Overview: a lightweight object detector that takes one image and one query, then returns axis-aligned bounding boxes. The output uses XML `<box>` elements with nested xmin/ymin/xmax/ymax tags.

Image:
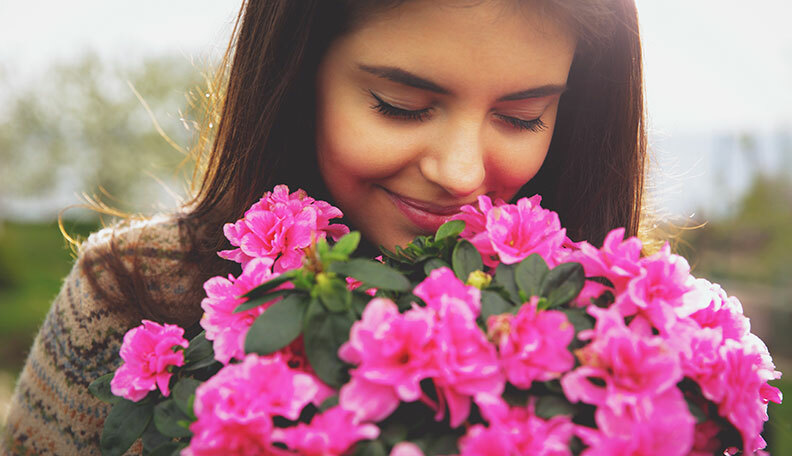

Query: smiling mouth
<box><xmin>381</xmin><ymin>187</ymin><xmax>475</xmax><ymax>232</ymax></box>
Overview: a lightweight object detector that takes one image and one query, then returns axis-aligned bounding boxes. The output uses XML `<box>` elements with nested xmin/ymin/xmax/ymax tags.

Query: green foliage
<box><xmin>244</xmin><ymin>294</ymin><xmax>309</xmax><ymax>355</ymax></box>
<box><xmin>101</xmin><ymin>399</ymin><xmax>154</xmax><ymax>456</ymax></box>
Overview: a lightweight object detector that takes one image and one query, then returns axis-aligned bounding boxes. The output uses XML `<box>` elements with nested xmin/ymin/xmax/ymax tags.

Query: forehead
<box><xmin>330</xmin><ymin>0</ymin><xmax>577</xmax><ymax>94</ymax></box>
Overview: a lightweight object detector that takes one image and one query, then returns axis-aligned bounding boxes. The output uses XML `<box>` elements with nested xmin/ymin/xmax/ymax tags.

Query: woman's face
<box><xmin>316</xmin><ymin>0</ymin><xmax>576</xmax><ymax>250</ymax></box>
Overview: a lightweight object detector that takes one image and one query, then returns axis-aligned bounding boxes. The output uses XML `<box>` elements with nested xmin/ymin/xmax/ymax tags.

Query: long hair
<box><xmin>83</xmin><ymin>0</ymin><xmax>648</xmax><ymax>324</ymax></box>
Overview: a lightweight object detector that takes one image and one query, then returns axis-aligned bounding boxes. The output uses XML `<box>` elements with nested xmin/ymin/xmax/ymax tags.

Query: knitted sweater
<box><xmin>2</xmin><ymin>214</ymin><xmax>204</xmax><ymax>455</ymax></box>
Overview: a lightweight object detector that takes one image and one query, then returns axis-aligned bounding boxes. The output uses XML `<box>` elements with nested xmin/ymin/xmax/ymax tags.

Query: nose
<box><xmin>419</xmin><ymin>117</ymin><xmax>486</xmax><ymax>197</ymax></box>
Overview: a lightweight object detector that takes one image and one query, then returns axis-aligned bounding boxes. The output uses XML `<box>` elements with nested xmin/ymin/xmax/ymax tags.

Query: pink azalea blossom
<box><xmin>219</xmin><ymin>185</ymin><xmax>349</xmax><ymax>272</ymax></box>
<box><xmin>712</xmin><ymin>339</ymin><xmax>782</xmax><ymax>453</ymax></box>
<box><xmin>686</xmin><ymin>278</ymin><xmax>750</xmax><ymax>342</ymax></box>
<box><xmin>688</xmin><ymin>421</ymin><xmax>722</xmax><ymax>456</ymax></box>
<box><xmin>485</xmin><ymin>195</ymin><xmax>567</xmax><ymax>266</ymax></box>
<box><xmin>431</xmin><ymin>298</ymin><xmax>504</xmax><ymax>427</ymax></box>
<box><xmin>565</xmin><ymin>228</ymin><xmax>643</xmax><ymax>306</ymax></box>
<box><xmin>453</xmin><ymin>195</ymin><xmax>500</xmax><ymax>267</ymax></box>
<box><xmin>110</xmin><ymin>320</ymin><xmax>188</xmax><ymax>402</ymax></box>
<box><xmin>561</xmin><ymin>306</ymin><xmax>682</xmax><ymax>417</ymax></box>
<box><xmin>459</xmin><ymin>394</ymin><xmax>575</xmax><ymax>456</ymax></box>
<box><xmin>413</xmin><ymin>267</ymin><xmax>481</xmax><ymax>319</ymax></box>
<box><xmin>185</xmin><ymin>354</ymin><xmax>320</xmax><ymax>456</ymax></box>
<box><xmin>339</xmin><ymin>299</ymin><xmax>438</xmax><ymax>422</ymax></box>
<box><xmin>577</xmin><ymin>388</ymin><xmax>695</xmax><ymax>456</ymax></box>
<box><xmin>271</xmin><ymin>406</ymin><xmax>379</xmax><ymax>455</ymax></box>
<box><xmin>201</xmin><ymin>257</ymin><xmax>292</xmax><ymax>365</ymax></box>
<box><xmin>489</xmin><ymin>297</ymin><xmax>575</xmax><ymax>388</ymax></box>
<box><xmin>615</xmin><ymin>243</ymin><xmax>695</xmax><ymax>334</ymax></box>
<box><xmin>345</xmin><ymin>276</ymin><xmax>377</xmax><ymax>296</ymax></box>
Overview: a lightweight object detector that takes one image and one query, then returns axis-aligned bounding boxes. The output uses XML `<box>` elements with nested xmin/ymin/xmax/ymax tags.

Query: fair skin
<box><xmin>316</xmin><ymin>0</ymin><xmax>577</xmax><ymax>250</ymax></box>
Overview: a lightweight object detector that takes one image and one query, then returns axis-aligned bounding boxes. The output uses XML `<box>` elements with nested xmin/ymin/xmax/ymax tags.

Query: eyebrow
<box><xmin>358</xmin><ymin>64</ymin><xmax>567</xmax><ymax>101</ymax></box>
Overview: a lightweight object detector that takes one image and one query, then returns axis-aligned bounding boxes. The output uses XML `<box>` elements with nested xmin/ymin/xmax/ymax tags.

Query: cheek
<box><xmin>317</xmin><ymin>94</ymin><xmax>420</xmax><ymax>181</ymax></box>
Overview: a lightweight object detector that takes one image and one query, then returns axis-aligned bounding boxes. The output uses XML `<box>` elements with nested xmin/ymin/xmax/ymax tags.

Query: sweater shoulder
<box><xmin>77</xmin><ymin>213</ymin><xmax>204</xmax><ymax>326</ymax></box>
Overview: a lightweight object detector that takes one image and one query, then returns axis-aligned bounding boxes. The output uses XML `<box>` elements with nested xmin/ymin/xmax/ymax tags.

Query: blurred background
<box><xmin>0</xmin><ymin>0</ymin><xmax>790</xmax><ymax>452</ymax></box>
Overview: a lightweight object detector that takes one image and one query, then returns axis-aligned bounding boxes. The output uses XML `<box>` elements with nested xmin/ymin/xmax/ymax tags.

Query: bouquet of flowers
<box><xmin>90</xmin><ymin>185</ymin><xmax>783</xmax><ymax>456</ymax></box>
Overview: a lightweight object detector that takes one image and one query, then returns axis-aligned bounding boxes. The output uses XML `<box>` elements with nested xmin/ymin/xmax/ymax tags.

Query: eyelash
<box><xmin>368</xmin><ymin>90</ymin><xmax>547</xmax><ymax>132</ymax></box>
<box><xmin>369</xmin><ymin>91</ymin><xmax>432</xmax><ymax>121</ymax></box>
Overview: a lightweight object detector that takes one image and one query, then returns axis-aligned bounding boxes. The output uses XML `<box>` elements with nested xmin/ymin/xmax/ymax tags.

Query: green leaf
<box><xmin>535</xmin><ymin>395</ymin><xmax>576</xmax><ymax>419</ymax></box>
<box><xmin>540</xmin><ymin>262</ymin><xmax>585</xmax><ymax>308</ymax></box>
<box><xmin>242</xmin><ymin>270</ymin><xmax>298</xmax><ymax>299</ymax></box>
<box><xmin>329</xmin><ymin>259</ymin><xmax>410</xmax><ymax>291</ymax></box>
<box><xmin>451</xmin><ymin>240</ymin><xmax>483</xmax><ymax>281</ymax></box>
<box><xmin>379</xmin><ymin>421</ymin><xmax>409</xmax><ymax>447</ymax></box>
<box><xmin>423</xmin><ymin>258</ymin><xmax>450</xmax><ymax>276</ymax></box>
<box><xmin>351</xmin><ymin>290</ymin><xmax>373</xmax><ymax>317</ymax></box>
<box><xmin>318</xmin><ymin>277</ymin><xmax>352</xmax><ymax>312</ymax></box>
<box><xmin>685</xmin><ymin>397</ymin><xmax>707</xmax><ymax>423</ymax></box>
<box><xmin>332</xmin><ymin>231</ymin><xmax>361</xmax><ymax>256</ymax></box>
<box><xmin>101</xmin><ymin>399</ymin><xmax>153</xmax><ymax>456</ymax></box>
<box><xmin>234</xmin><ymin>289</ymin><xmax>296</xmax><ymax>313</ymax></box>
<box><xmin>141</xmin><ymin>419</ymin><xmax>171</xmax><ymax>452</ymax></box>
<box><xmin>352</xmin><ymin>440</ymin><xmax>387</xmax><ymax>456</ymax></box>
<box><xmin>172</xmin><ymin>377</ymin><xmax>201</xmax><ymax>418</ymax></box>
<box><xmin>415</xmin><ymin>433</ymin><xmax>461</xmax><ymax>454</ymax></box>
<box><xmin>560</xmin><ymin>308</ymin><xmax>594</xmax><ymax>334</ymax></box>
<box><xmin>183</xmin><ymin>331</ymin><xmax>216</xmax><ymax>371</ymax></box>
<box><xmin>147</xmin><ymin>442</ymin><xmax>185</xmax><ymax>456</ymax></box>
<box><xmin>153</xmin><ymin>399</ymin><xmax>192</xmax><ymax>438</ymax></box>
<box><xmin>494</xmin><ymin>263</ymin><xmax>520</xmax><ymax>303</ymax></box>
<box><xmin>245</xmin><ymin>293</ymin><xmax>308</xmax><ymax>355</ymax></box>
<box><xmin>435</xmin><ymin>219</ymin><xmax>465</xmax><ymax>242</ymax></box>
<box><xmin>304</xmin><ymin>299</ymin><xmax>355</xmax><ymax>388</ymax></box>
<box><xmin>89</xmin><ymin>373</ymin><xmax>118</xmax><ymax>404</ymax></box>
<box><xmin>319</xmin><ymin>395</ymin><xmax>339</xmax><ymax>412</ymax></box>
<box><xmin>515</xmin><ymin>254</ymin><xmax>549</xmax><ymax>300</ymax></box>
<box><xmin>480</xmin><ymin>290</ymin><xmax>513</xmax><ymax>322</ymax></box>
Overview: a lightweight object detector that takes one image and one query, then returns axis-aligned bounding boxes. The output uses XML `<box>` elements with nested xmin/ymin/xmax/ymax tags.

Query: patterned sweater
<box><xmin>2</xmin><ymin>214</ymin><xmax>204</xmax><ymax>455</ymax></box>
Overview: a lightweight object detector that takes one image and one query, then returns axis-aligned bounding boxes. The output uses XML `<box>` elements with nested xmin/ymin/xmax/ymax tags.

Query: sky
<box><xmin>1</xmin><ymin>0</ymin><xmax>790</xmax><ymax>217</ymax></box>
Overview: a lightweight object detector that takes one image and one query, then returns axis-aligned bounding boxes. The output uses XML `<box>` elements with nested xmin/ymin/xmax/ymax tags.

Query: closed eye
<box><xmin>494</xmin><ymin>113</ymin><xmax>547</xmax><ymax>132</ymax></box>
<box><xmin>369</xmin><ymin>90</ymin><xmax>432</xmax><ymax>122</ymax></box>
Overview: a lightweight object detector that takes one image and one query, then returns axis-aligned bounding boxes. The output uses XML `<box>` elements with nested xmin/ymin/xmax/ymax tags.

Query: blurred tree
<box><xmin>0</xmin><ymin>53</ymin><xmax>206</xmax><ymax>218</ymax></box>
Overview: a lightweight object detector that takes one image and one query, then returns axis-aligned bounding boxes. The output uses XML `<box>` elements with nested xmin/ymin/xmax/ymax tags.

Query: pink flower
<box><xmin>453</xmin><ymin>195</ymin><xmax>566</xmax><ymax>268</ymax></box>
<box><xmin>686</xmin><ymin>278</ymin><xmax>750</xmax><ymax>342</ymax></box>
<box><xmin>561</xmin><ymin>306</ymin><xmax>682</xmax><ymax>417</ymax></box>
<box><xmin>459</xmin><ymin>394</ymin><xmax>575</xmax><ymax>456</ymax></box>
<box><xmin>339</xmin><ymin>299</ymin><xmax>438</xmax><ymax>422</ymax></box>
<box><xmin>110</xmin><ymin>320</ymin><xmax>188</xmax><ymax>402</ymax></box>
<box><xmin>565</xmin><ymin>228</ymin><xmax>643</xmax><ymax>306</ymax></box>
<box><xmin>486</xmin><ymin>195</ymin><xmax>566</xmax><ymax>266</ymax></box>
<box><xmin>688</xmin><ymin>421</ymin><xmax>722</xmax><ymax>456</ymax></box>
<box><xmin>713</xmin><ymin>339</ymin><xmax>782</xmax><ymax>453</ymax></box>
<box><xmin>489</xmin><ymin>297</ymin><xmax>575</xmax><ymax>388</ymax></box>
<box><xmin>345</xmin><ymin>276</ymin><xmax>377</xmax><ymax>296</ymax></box>
<box><xmin>219</xmin><ymin>185</ymin><xmax>349</xmax><ymax>272</ymax></box>
<box><xmin>413</xmin><ymin>267</ymin><xmax>481</xmax><ymax>319</ymax></box>
<box><xmin>431</xmin><ymin>298</ymin><xmax>504</xmax><ymax>427</ymax></box>
<box><xmin>278</xmin><ymin>336</ymin><xmax>336</xmax><ymax>406</ymax></box>
<box><xmin>271</xmin><ymin>406</ymin><xmax>379</xmax><ymax>455</ymax></box>
<box><xmin>200</xmin><ymin>257</ymin><xmax>292</xmax><ymax>364</ymax></box>
<box><xmin>453</xmin><ymin>195</ymin><xmax>500</xmax><ymax>267</ymax></box>
<box><xmin>185</xmin><ymin>354</ymin><xmax>320</xmax><ymax>456</ymax></box>
<box><xmin>577</xmin><ymin>388</ymin><xmax>695</xmax><ymax>456</ymax></box>
<box><xmin>615</xmin><ymin>244</ymin><xmax>694</xmax><ymax>334</ymax></box>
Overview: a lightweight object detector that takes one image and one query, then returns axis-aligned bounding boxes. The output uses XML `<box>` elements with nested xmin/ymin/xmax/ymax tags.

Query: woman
<box><xmin>2</xmin><ymin>0</ymin><xmax>646</xmax><ymax>454</ymax></box>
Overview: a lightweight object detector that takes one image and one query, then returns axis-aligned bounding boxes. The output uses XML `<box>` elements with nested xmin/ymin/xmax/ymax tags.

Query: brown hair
<box><xmin>82</xmin><ymin>0</ymin><xmax>648</xmax><ymax>324</ymax></box>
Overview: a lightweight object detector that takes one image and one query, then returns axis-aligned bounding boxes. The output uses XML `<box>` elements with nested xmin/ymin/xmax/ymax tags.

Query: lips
<box><xmin>382</xmin><ymin>187</ymin><xmax>474</xmax><ymax>233</ymax></box>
